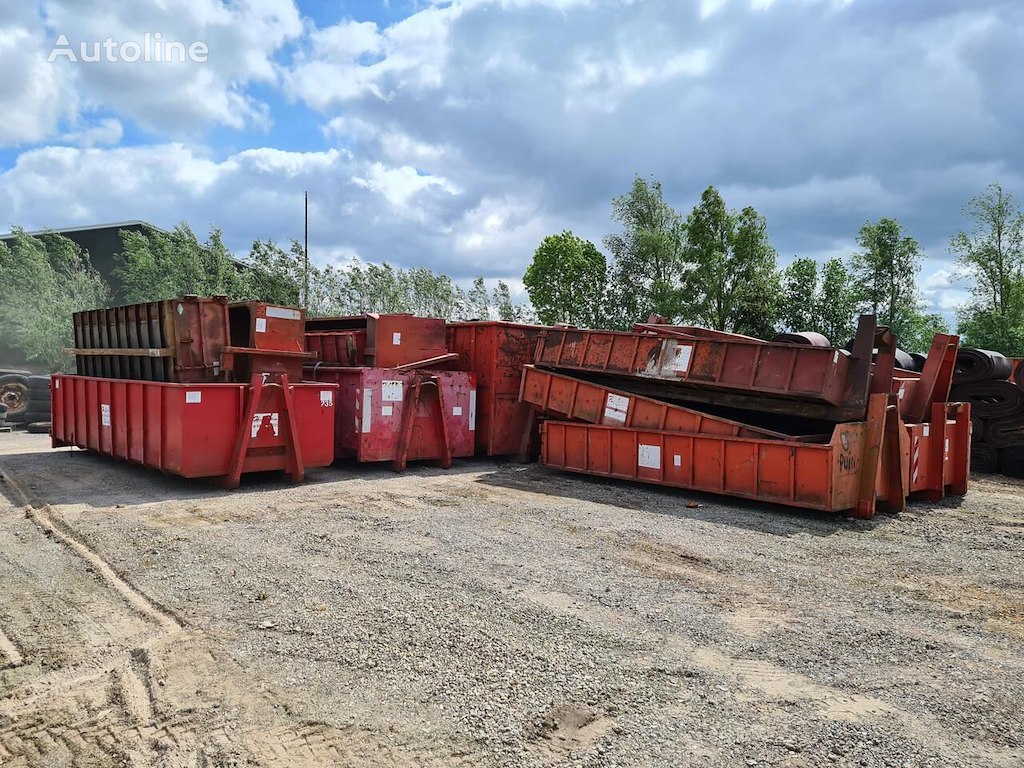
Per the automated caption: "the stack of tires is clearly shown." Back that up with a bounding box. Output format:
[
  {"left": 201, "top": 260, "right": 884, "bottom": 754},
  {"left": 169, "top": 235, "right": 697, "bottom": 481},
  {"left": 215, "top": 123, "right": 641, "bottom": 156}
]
[{"left": 0, "top": 373, "right": 52, "bottom": 432}]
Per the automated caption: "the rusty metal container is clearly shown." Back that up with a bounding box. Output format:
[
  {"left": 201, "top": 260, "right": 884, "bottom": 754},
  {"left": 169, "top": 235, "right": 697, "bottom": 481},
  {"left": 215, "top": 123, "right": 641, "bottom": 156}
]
[
  {"left": 540, "top": 393, "right": 971, "bottom": 518},
  {"left": 71, "top": 298, "right": 312, "bottom": 383},
  {"left": 520, "top": 365, "right": 796, "bottom": 441},
  {"left": 446, "top": 321, "right": 547, "bottom": 456},
  {"left": 50, "top": 374, "right": 337, "bottom": 487},
  {"left": 304, "top": 367, "right": 476, "bottom": 469},
  {"left": 72, "top": 297, "right": 230, "bottom": 382},
  {"left": 534, "top": 316, "right": 880, "bottom": 422},
  {"left": 305, "top": 314, "right": 448, "bottom": 368}
]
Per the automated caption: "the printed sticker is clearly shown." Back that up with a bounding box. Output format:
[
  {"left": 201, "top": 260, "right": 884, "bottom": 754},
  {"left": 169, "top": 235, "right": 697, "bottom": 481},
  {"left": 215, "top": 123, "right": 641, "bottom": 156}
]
[
  {"left": 672, "top": 344, "right": 693, "bottom": 374},
  {"left": 392, "top": 332, "right": 402, "bottom": 346},
  {"left": 361, "top": 388, "right": 373, "bottom": 433},
  {"left": 320, "top": 390, "right": 333, "bottom": 407},
  {"left": 638, "top": 444, "right": 661, "bottom": 469},
  {"left": 452, "top": 406, "right": 463, "bottom": 416},
  {"left": 604, "top": 393, "right": 629, "bottom": 424},
  {"left": 469, "top": 390, "right": 477, "bottom": 431},
  {"left": 923, "top": 425, "right": 930, "bottom": 437},
  {"left": 255, "top": 317, "right": 267, "bottom": 333},
  {"left": 673, "top": 454, "right": 682, "bottom": 467},
  {"left": 266, "top": 306, "right": 301, "bottom": 320},
  {"left": 251, "top": 412, "right": 280, "bottom": 438},
  {"left": 381, "top": 405, "right": 394, "bottom": 417},
  {"left": 101, "top": 404, "right": 111, "bottom": 427},
  {"left": 185, "top": 391, "right": 202, "bottom": 404},
  {"left": 382, "top": 380, "right": 404, "bottom": 402}
]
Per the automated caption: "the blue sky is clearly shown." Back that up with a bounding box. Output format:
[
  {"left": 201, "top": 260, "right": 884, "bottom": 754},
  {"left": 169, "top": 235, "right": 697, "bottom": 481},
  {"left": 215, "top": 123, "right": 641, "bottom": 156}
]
[{"left": 2, "top": 0, "right": 1023, "bottom": 321}]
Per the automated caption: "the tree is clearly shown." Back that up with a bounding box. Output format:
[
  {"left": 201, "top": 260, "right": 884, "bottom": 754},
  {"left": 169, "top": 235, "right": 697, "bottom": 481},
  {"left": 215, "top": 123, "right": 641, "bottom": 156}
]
[
  {"left": 492, "top": 280, "right": 528, "bottom": 322},
  {"left": 950, "top": 183, "right": 1024, "bottom": 355},
  {"left": 849, "top": 218, "right": 923, "bottom": 342},
  {"left": 466, "top": 276, "right": 490, "bottom": 320},
  {"left": 115, "top": 223, "right": 246, "bottom": 302},
  {"left": 243, "top": 239, "right": 304, "bottom": 307},
  {"left": 523, "top": 230, "right": 607, "bottom": 326},
  {"left": 780, "top": 258, "right": 819, "bottom": 332},
  {"left": 817, "top": 259, "right": 859, "bottom": 345},
  {"left": 604, "top": 176, "right": 686, "bottom": 325},
  {"left": 680, "top": 187, "right": 781, "bottom": 337},
  {"left": 0, "top": 229, "right": 111, "bottom": 371}
]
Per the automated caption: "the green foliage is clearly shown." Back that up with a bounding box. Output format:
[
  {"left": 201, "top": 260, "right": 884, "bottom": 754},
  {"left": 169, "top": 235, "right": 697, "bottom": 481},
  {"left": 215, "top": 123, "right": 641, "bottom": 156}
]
[
  {"left": 898, "top": 312, "right": 949, "bottom": 355},
  {"left": 524, "top": 230, "right": 607, "bottom": 326},
  {"left": 779, "top": 257, "right": 858, "bottom": 345},
  {"left": 115, "top": 223, "right": 246, "bottom": 303},
  {"left": 604, "top": 176, "right": 686, "bottom": 325},
  {"left": 244, "top": 239, "right": 305, "bottom": 307},
  {"left": 849, "top": 218, "right": 923, "bottom": 341},
  {"left": 680, "top": 187, "right": 781, "bottom": 337},
  {"left": 492, "top": 280, "right": 529, "bottom": 322},
  {"left": 950, "top": 183, "right": 1024, "bottom": 355},
  {"left": 0, "top": 228, "right": 111, "bottom": 372}
]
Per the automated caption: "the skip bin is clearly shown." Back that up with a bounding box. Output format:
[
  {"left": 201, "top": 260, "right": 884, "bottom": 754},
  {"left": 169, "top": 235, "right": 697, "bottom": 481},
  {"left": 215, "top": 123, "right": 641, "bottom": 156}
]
[
  {"left": 447, "top": 321, "right": 547, "bottom": 456},
  {"left": 305, "top": 367, "right": 475, "bottom": 469},
  {"left": 306, "top": 314, "right": 447, "bottom": 368},
  {"left": 50, "top": 374, "right": 337, "bottom": 487}
]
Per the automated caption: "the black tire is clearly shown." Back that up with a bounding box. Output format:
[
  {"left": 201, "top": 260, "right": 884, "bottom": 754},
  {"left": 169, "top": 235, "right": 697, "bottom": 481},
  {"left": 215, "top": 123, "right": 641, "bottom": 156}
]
[
  {"left": 27, "top": 375, "right": 51, "bottom": 393},
  {"left": 0, "top": 374, "right": 29, "bottom": 418},
  {"left": 22, "top": 408, "right": 51, "bottom": 423},
  {"left": 26, "top": 421, "right": 51, "bottom": 434}
]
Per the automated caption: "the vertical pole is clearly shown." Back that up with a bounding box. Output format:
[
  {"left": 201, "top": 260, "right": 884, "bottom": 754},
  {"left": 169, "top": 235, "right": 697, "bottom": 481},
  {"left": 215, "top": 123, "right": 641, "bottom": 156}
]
[{"left": 304, "top": 190, "right": 310, "bottom": 309}]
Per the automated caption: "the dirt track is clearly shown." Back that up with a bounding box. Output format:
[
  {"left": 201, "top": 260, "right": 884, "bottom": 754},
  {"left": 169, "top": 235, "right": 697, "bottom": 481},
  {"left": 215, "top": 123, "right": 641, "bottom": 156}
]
[{"left": 0, "top": 431, "right": 1022, "bottom": 767}]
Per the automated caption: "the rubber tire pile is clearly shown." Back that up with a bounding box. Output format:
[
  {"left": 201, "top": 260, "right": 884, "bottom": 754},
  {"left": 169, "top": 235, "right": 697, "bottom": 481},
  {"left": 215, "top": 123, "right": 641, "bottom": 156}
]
[
  {"left": 0, "top": 373, "right": 52, "bottom": 432},
  {"left": 951, "top": 350, "right": 1024, "bottom": 478}
]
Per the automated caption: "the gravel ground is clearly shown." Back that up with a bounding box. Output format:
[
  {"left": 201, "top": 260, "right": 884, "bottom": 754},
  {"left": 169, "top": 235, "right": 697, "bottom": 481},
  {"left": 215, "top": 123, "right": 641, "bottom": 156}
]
[{"left": 0, "top": 431, "right": 1022, "bottom": 767}]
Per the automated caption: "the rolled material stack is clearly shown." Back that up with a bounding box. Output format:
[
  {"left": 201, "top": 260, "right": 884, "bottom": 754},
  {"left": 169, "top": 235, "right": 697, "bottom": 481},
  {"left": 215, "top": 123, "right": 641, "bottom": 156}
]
[{"left": 950, "top": 349, "right": 1024, "bottom": 478}]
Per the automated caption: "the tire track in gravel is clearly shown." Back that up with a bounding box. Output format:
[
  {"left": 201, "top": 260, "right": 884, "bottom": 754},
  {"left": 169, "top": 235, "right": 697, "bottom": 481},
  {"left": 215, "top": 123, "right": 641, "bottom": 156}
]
[
  {"left": 0, "top": 462, "right": 182, "bottom": 634},
  {"left": 0, "top": 626, "right": 22, "bottom": 668}
]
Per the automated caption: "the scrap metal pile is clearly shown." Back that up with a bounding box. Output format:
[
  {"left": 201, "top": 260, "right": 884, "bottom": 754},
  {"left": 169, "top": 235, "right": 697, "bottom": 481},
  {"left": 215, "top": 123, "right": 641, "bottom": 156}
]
[
  {"left": 951, "top": 350, "right": 1024, "bottom": 478},
  {"left": 47, "top": 297, "right": 973, "bottom": 518},
  {"left": 519, "top": 316, "right": 970, "bottom": 519}
]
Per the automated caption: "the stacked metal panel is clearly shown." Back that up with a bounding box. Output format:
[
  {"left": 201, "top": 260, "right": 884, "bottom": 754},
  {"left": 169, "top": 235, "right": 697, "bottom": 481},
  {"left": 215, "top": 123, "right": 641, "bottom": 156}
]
[{"left": 520, "top": 316, "right": 972, "bottom": 518}]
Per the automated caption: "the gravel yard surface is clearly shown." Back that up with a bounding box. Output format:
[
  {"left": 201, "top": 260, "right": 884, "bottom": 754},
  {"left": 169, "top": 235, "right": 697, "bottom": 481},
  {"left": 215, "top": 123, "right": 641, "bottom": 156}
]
[{"left": 0, "top": 431, "right": 1022, "bottom": 767}]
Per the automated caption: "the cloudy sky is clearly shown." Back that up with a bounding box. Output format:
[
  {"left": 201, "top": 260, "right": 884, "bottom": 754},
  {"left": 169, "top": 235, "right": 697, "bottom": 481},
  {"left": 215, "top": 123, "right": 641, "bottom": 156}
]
[{"left": 1, "top": 0, "right": 1022, "bottom": 318}]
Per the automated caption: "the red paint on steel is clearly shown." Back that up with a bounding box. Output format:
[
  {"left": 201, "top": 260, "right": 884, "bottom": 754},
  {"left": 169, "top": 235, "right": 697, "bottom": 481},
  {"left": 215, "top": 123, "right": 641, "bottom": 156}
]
[
  {"left": 519, "top": 365, "right": 794, "bottom": 441},
  {"left": 306, "top": 330, "right": 367, "bottom": 366},
  {"left": 225, "top": 302, "right": 311, "bottom": 382},
  {"left": 534, "top": 316, "right": 880, "bottom": 421},
  {"left": 50, "top": 374, "right": 336, "bottom": 484},
  {"left": 305, "top": 314, "right": 447, "bottom": 368},
  {"left": 446, "top": 321, "right": 548, "bottom": 456},
  {"left": 305, "top": 367, "right": 475, "bottom": 465}
]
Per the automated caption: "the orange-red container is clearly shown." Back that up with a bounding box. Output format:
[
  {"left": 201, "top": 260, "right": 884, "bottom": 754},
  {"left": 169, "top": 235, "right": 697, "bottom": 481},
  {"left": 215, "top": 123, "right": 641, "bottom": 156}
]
[
  {"left": 304, "top": 367, "right": 476, "bottom": 466},
  {"left": 51, "top": 374, "right": 337, "bottom": 487},
  {"left": 446, "top": 321, "right": 547, "bottom": 456},
  {"left": 305, "top": 314, "right": 447, "bottom": 368}
]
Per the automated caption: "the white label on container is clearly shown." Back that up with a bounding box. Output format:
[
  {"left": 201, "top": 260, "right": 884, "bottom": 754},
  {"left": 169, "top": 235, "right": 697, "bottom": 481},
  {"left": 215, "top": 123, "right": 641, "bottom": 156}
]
[
  {"left": 101, "top": 404, "right": 111, "bottom": 427},
  {"left": 185, "top": 391, "right": 202, "bottom": 404},
  {"left": 638, "top": 444, "right": 661, "bottom": 469},
  {"left": 469, "top": 390, "right": 477, "bottom": 431},
  {"left": 452, "top": 406, "right": 463, "bottom": 416},
  {"left": 672, "top": 344, "right": 693, "bottom": 374},
  {"left": 255, "top": 317, "right": 267, "bottom": 333},
  {"left": 55, "top": 378, "right": 60, "bottom": 389},
  {"left": 382, "top": 380, "right": 404, "bottom": 402},
  {"left": 392, "top": 332, "right": 402, "bottom": 346},
  {"left": 251, "top": 412, "right": 279, "bottom": 438},
  {"left": 673, "top": 454, "right": 682, "bottom": 467},
  {"left": 176, "top": 303, "right": 184, "bottom": 315},
  {"left": 604, "top": 393, "right": 629, "bottom": 424},
  {"left": 923, "top": 425, "right": 930, "bottom": 437},
  {"left": 381, "top": 405, "right": 394, "bottom": 417},
  {"left": 266, "top": 306, "right": 301, "bottom": 320},
  {"left": 320, "top": 390, "right": 333, "bottom": 407},
  {"left": 898, "top": 385, "right": 906, "bottom": 400},
  {"left": 833, "top": 351, "right": 839, "bottom": 364},
  {"left": 361, "top": 388, "right": 373, "bottom": 433},
  {"left": 945, "top": 438, "right": 950, "bottom": 454}
]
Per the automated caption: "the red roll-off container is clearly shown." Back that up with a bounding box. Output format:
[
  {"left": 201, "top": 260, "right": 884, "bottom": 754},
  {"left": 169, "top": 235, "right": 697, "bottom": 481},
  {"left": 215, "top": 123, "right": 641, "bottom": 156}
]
[{"left": 50, "top": 374, "right": 337, "bottom": 487}]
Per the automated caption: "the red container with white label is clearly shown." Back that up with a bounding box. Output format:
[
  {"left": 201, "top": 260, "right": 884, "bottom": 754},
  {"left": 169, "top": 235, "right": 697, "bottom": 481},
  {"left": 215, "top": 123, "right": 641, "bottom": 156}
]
[
  {"left": 304, "top": 367, "right": 476, "bottom": 468},
  {"left": 50, "top": 374, "right": 337, "bottom": 487}
]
